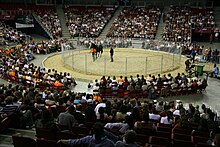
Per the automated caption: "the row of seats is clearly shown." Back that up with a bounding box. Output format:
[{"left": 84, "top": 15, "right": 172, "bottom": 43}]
[
  {"left": 64, "top": 5, "right": 116, "bottom": 37},
  {"left": 0, "top": 4, "right": 216, "bottom": 41},
  {"left": 162, "top": 6, "right": 215, "bottom": 42},
  {"left": 18, "top": 122, "right": 213, "bottom": 147},
  {"left": 107, "top": 6, "right": 161, "bottom": 38}
]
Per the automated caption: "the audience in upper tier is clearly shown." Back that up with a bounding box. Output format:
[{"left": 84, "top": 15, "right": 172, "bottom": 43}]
[
  {"left": 0, "top": 3, "right": 220, "bottom": 147},
  {"left": 0, "top": 4, "right": 62, "bottom": 39},
  {"left": 162, "top": 5, "right": 215, "bottom": 42},
  {"left": 35, "top": 6, "right": 62, "bottom": 39},
  {"left": 64, "top": 5, "right": 115, "bottom": 38},
  {"left": 107, "top": 6, "right": 161, "bottom": 39}
]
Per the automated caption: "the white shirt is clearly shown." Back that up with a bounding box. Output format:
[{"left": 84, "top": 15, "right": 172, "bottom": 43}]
[
  {"left": 173, "top": 110, "right": 180, "bottom": 116},
  {"left": 94, "top": 103, "right": 106, "bottom": 113},
  {"left": 149, "top": 113, "right": 161, "bottom": 121},
  {"left": 160, "top": 116, "right": 173, "bottom": 124},
  {"left": 105, "top": 123, "right": 129, "bottom": 134}
]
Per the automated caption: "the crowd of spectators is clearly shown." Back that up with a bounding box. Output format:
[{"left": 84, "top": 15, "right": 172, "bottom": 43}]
[
  {"left": 0, "top": 4, "right": 62, "bottom": 39},
  {"left": 162, "top": 5, "right": 215, "bottom": 42},
  {"left": 107, "top": 6, "right": 161, "bottom": 38},
  {"left": 1, "top": 75, "right": 219, "bottom": 146},
  {"left": 64, "top": 5, "right": 116, "bottom": 38},
  {"left": 35, "top": 6, "right": 62, "bottom": 39},
  {"left": 89, "top": 73, "right": 208, "bottom": 100},
  {"left": 81, "top": 37, "right": 132, "bottom": 48},
  {"left": 180, "top": 42, "right": 220, "bottom": 64},
  {"left": 0, "top": 4, "right": 220, "bottom": 146},
  {"left": 27, "top": 39, "right": 64, "bottom": 54},
  {"left": 0, "top": 21, "right": 28, "bottom": 45},
  {"left": 0, "top": 38, "right": 77, "bottom": 93}
]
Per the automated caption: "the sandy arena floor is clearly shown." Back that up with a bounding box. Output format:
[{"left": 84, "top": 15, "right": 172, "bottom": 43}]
[{"left": 43, "top": 48, "right": 213, "bottom": 81}]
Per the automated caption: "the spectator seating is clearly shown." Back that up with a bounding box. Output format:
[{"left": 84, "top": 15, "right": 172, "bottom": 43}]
[
  {"left": 162, "top": 5, "right": 215, "bottom": 42},
  {"left": 64, "top": 5, "right": 115, "bottom": 38},
  {"left": 95, "top": 73, "right": 208, "bottom": 99},
  {"left": 107, "top": 6, "right": 161, "bottom": 38},
  {"left": 0, "top": 4, "right": 61, "bottom": 39}
]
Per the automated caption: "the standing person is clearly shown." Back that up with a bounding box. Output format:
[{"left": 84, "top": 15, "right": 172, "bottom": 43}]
[
  {"left": 210, "top": 33, "right": 213, "bottom": 44},
  {"left": 90, "top": 46, "right": 96, "bottom": 62},
  {"left": 110, "top": 47, "right": 114, "bottom": 62},
  {"left": 213, "top": 64, "right": 219, "bottom": 78},
  {"left": 99, "top": 44, "right": 103, "bottom": 57},
  {"left": 191, "top": 48, "right": 196, "bottom": 63},
  {"left": 185, "top": 58, "right": 193, "bottom": 72}
]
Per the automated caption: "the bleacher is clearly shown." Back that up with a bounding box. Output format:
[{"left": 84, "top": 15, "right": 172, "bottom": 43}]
[
  {"left": 0, "top": 1, "right": 219, "bottom": 147},
  {"left": 107, "top": 6, "right": 162, "bottom": 38},
  {"left": 64, "top": 5, "right": 116, "bottom": 37}
]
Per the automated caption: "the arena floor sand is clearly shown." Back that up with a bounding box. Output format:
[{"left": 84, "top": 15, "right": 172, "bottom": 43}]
[{"left": 43, "top": 48, "right": 214, "bottom": 81}]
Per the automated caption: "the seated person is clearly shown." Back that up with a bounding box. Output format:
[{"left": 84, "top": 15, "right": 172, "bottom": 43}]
[
  {"left": 57, "top": 122, "right": 115, "bottom": 147},
  {"left": 35, "top": 109, "right": 59, "bottom": 131},
  {"left": 115, "top": 130, "right": 138, "bottom": 147}
]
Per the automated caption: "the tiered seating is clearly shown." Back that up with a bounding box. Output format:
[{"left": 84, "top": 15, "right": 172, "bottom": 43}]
[
  {"left": 34, "top": 5, "right": 62, "bottom": 39},
  {"left": 162, "top": 5, "right": 215, "bottom": 42},
  {"left": 0, "top": 21, "right": 28, "bottom": 44},
  {"left": 0, "top": 40, "right": 76, "bottom": 90},
  {"left": 107, "top": 6, "right": 161, "bottom": 38},
  {"left": 0, "top": 4, "right": 61, "bottom": 39},
  {"left": 0, "top": 3, "right": 35, "bottom": 20},
  {"left": 64, "top": 5, "right": 115, "bottom": 37},
  {"left": 94, "top": 73, "right": 208, "bottom": 99},
  {"left": 162, "top": 6, "right": 191, "bottom": 42}
]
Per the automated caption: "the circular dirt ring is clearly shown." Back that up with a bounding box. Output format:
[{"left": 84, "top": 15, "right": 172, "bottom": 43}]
[{"left": 43, "top": 48, "right": 186, "bottom": 81}]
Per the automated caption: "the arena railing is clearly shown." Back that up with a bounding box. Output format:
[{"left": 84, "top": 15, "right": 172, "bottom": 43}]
[{"left": 61, "top": 39, "right": 182, "bottom": 77}]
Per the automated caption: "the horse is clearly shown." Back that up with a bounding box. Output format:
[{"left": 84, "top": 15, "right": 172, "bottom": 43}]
[{"left": 96, "top": 44, "right": 103, "bottom": 57}]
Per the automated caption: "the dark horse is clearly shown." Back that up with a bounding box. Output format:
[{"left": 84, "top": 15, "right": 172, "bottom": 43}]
[{"left": 97, "top": 44, "right": 103, "bottom": 57}]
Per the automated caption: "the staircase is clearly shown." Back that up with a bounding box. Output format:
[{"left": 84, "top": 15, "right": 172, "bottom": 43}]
[
  {"left": 56, "top": 5, "right": 71, "bottom": 39},
  {"left": 154, "top": 6, "right": 170, "bottom": 41},
  {"left": 32, "top": 13, "right": 53, "bottom": 39},
  {"left": 214, "top": 7, "right": 220, "bottom": 28},
  {"left": 99, "top": 6, "right": 123, "bottom": 38}
]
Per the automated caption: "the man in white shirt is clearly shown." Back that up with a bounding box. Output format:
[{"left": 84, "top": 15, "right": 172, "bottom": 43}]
[
  {"left": 149, "top": 108, "right": 161, "bottom": 121},
  {"left": 94, "top": 98, "right": 106, "bottom": 113}
]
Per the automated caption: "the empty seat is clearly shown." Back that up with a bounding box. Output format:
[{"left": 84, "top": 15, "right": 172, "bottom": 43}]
[
  {"left": 36, "top": 128, "right": 57, "bottom": 140},
  {"left": 71, "top": 126, "right": 90, "bottom": 138},
  {"left": 173, "top": 128, "right": 192, "bottom": 135},
  {"left": 37, "top": 138, "right": 58, "bottom": 147},
  {"left": 173, "top": 133, "right": 192, "bottom": 141},
  {"left": 149, "top": 136, "right": 170, "bottom": 146},
  {"left": 136, "top": 134, "right": 150, "bottom": 146},
  {"left": 173, "top": 139, "right": 194, "bottom": 147},
  {"left": 56, "top": 131, "right": 78, "bottom": 140},
  {"left": 12, "top": 135, "right": 36, "bottom": 147},
  {"left": 157, "top": 126, "right": 172, "bottom": 133},
  {"left": 193, "top": 136, "right": 210, "bottom": 144}
]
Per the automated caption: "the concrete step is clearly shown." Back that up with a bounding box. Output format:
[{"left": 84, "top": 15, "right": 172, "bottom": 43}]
[
  {"left": 56, "top": 5, "right": 71, "bottom": 38},
  {"left": 99, "top": 6, "right": 124, "bottom": 37}
]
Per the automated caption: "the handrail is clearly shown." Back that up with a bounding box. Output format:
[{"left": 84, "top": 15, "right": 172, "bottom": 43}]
[{"left": 32, "top": 12, "right": 53, "bottom": 39}]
